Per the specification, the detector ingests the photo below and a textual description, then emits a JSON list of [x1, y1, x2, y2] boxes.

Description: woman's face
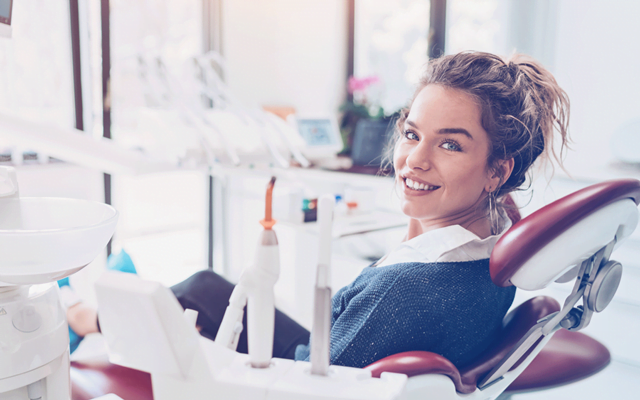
[[394, 84, 497, 224]]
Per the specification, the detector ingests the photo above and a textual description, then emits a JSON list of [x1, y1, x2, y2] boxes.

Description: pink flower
[[348, 76, 380, 94]]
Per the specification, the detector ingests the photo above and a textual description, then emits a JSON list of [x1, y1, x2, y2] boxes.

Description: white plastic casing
[[0, 197, 118, 285], [246, 230, 280, 368], [511, 199, 639, 290], [0, 284, 67, 382]]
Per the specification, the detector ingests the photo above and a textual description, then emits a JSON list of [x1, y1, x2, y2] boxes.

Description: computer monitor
[[295, 116, 343, 160], [0, 0, 12, 39]]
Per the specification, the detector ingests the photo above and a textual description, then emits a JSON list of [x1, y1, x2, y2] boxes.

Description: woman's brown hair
[[388, 51, 570, 199]]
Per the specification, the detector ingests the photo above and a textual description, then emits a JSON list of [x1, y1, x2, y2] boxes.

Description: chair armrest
[[364, 351, 475, 394]]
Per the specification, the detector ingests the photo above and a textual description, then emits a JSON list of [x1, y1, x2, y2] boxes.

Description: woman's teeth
[[404, 178, 439, 191]]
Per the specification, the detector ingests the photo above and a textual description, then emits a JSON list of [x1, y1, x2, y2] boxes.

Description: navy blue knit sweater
[[295, 259, 516, 369]]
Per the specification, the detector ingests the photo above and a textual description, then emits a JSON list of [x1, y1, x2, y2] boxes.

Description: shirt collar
[[377, 210, 513, 266], [405, 210, 513, 262], [401, 224, 482, 262]]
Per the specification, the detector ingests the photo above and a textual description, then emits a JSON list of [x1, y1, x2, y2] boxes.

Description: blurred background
[[1, 1, 640, 398]]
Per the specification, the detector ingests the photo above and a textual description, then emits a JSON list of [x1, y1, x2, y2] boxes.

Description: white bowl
[[0, 198, 118, 285]]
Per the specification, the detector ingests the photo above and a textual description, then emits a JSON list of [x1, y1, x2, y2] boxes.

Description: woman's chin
[[400, 202, 437, 221]]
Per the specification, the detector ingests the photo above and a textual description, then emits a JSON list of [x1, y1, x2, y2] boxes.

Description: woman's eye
[[403, 130, 418, 141], [441, 140, 461, 152]]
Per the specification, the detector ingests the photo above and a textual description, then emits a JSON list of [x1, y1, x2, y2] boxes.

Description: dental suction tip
[[260, 176, 277, 230]]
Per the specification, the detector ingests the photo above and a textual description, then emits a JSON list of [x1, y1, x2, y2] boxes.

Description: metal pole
[[69, 0, 83, 132], [346, 0, 355, 102], [428, 0, 447, 59], [101, 0, 112, 255], [203, 0, 223, 270]]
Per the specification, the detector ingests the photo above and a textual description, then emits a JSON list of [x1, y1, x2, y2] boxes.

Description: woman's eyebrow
[[406, 120, 473, 140], [437, 128, 473, 140]]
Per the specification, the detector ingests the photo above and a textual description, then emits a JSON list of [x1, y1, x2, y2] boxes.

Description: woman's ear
[[486, 158, 515, 192]]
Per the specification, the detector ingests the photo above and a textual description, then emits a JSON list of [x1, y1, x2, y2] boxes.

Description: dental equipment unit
[[84, 178, 639, 400], [0, 166, 118, 400], [94, 179, 407, 400]]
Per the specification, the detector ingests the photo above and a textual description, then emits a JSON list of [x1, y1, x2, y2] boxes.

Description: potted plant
[[339, 76, 397, 168]]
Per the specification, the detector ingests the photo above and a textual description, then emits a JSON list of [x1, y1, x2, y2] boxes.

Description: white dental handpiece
[[311, 194, 335, 376], [247, 228, 279, 368], [215, 284, 248, 350]]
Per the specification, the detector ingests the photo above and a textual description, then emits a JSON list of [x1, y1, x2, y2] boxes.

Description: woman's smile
[[401, 176, 440, 195]]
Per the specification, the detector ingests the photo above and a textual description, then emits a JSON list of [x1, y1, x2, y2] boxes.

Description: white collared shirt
[[375, 212, 512, 267]]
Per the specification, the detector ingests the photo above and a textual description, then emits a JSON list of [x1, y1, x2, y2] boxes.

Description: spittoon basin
[[0, 197, 118, 285]]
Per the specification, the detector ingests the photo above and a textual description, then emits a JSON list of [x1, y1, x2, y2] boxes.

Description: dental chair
[[69, 179, 640, 400]]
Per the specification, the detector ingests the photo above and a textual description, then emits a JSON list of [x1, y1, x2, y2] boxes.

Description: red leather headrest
[[491, 179, 640, 287]]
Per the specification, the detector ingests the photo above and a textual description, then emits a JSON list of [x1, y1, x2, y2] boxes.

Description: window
[[354, 0, 431, 115]]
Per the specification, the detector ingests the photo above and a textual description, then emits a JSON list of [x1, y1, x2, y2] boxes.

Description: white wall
[[553, 0, 640, 177], [448, 0, 640, 180], [222, 0, 348, 116]]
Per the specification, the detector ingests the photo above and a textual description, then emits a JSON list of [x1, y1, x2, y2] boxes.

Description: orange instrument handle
[[259, 176, 277, 230]]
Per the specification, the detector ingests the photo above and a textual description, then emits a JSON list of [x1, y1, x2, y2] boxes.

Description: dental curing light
[[216, 176, 280, 368], [0, 166, 118, 400]]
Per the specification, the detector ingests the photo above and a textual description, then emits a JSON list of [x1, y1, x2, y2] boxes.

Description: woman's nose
[[406, 143, 432, 171]]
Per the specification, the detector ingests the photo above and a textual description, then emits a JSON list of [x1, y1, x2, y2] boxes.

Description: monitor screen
[[297, 119, 338, 147], [0, 0, 12, 25]]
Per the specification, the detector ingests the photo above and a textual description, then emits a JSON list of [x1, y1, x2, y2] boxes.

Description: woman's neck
[[405, 209, 493, 241]]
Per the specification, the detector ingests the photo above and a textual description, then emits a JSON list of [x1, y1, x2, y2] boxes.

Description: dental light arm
[[0, 112, 174, 175], [215, 177, 280, 368]]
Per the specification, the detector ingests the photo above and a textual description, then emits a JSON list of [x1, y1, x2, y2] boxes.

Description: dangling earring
[[488, 190, 499, 235], [489, 191, 498, 235]]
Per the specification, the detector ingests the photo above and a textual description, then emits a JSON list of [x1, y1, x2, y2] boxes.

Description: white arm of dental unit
[[247, 228, 280, 368], [215, 284, 248, 351], [311, 195, 335, 376]]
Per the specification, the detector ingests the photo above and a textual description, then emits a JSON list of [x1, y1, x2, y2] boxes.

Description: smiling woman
[[295, 52, 571, 368]]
